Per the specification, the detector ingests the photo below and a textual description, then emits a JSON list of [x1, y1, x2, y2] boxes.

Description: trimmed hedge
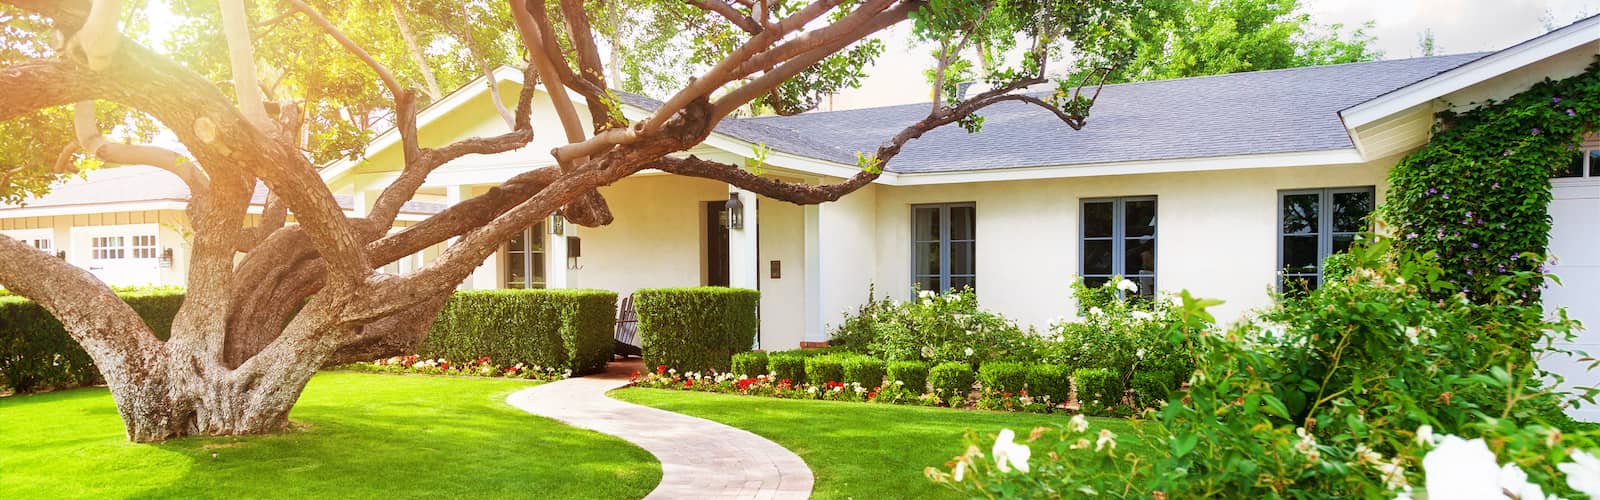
[[635, 287, 759, 373], [1131, 369, 1176, 409], [840, 355, 886, 388], [422, 289, 617, 375], [804, 355, 845, 385], [929, 361, 975, 402], [769, 352, 806, 383], [1026, 364, 1073, 405], [731, 351, 768, 378], [1074, 367, 1122, 414], [978, 361, 1029, 395], [1, 289, 185, 393], [886, 360, 929, 392]]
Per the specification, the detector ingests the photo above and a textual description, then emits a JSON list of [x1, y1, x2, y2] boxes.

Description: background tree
[[0, 0, 1136, 442], [1085, 0, 1381, 84]]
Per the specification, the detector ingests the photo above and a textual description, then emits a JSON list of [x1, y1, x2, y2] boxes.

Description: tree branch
[[509, 0, 588, 146], [688, 0, 761, 35], [367, 128, 535, 228], [559, 0, 622, 132], [655, 155, 879, 204], [219, 0, 272, 130], [283, 0, 418, 163], [71, 101, 211, 193]]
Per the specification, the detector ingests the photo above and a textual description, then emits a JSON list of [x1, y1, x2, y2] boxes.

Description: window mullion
[[940, 206, 951, 291]]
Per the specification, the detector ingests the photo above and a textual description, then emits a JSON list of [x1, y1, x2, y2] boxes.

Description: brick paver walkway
[[507, 360, 813, 499]]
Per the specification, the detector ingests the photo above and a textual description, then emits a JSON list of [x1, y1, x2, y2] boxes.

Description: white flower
[[1422, 435, 1502, 498], [918, 290, 936, 299], [991, 429, 1032, 473], [953, 460, 967, 481], [1559, 449, 1600, 496], [1499, 462, 1548, 500], [1416, 425, 1434, 447], [1068, 414, 1089, 433], [1377, 459, 1408, 491], [963, 347, 974, 357], [1117, 278, 1138, 293], [1088, 306, 1103, 316], [1404, 326, 1421, 345], [1095, 429, 1118, 452], [1130, 311, 1154, 322]]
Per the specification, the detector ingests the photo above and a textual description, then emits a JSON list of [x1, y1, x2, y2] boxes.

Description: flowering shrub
[[830, 288, 1043, 365], [633, 364, 886, 403], [928, 361, 977, 406], [1047, 278, 1193, 409], [928, 237, 1600, 497], [339, 354, 571, 381]]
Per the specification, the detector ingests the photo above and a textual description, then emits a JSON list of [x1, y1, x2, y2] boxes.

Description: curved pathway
[[507, 361, 813, 499]]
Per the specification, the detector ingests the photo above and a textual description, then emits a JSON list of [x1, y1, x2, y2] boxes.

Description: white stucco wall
[[757, 194, 807, 350], [871, 161, 1396, 329], [570, 174, 729, 296]]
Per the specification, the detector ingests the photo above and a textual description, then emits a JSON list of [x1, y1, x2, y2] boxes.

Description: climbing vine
[[1381, 57, 1600, 304]]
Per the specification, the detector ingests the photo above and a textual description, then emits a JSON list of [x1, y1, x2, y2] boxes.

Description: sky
[[829, 0, 1600, 110]]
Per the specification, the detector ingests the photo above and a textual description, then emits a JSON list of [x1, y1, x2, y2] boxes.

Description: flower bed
[[337, 355, 571, 381]]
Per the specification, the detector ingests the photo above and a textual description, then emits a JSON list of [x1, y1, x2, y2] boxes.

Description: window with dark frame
[[1279, 187, 1374, 294], [1553, 147, 1600, 178], [1080, 197, 1157, 298], [912, 203, 975, 293]]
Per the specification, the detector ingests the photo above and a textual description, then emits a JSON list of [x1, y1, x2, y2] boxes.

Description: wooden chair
[[614, 295, 642, 357]]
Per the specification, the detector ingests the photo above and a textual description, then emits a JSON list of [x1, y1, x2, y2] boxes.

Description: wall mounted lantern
[[725, 192, 745, 230], [159, 248, 175, 268], [550, 212, 565, 236]]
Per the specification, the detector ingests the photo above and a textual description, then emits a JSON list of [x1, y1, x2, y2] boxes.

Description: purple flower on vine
[[1492, 182, 1501, 189], [1406, 232, 1418, 239], [1504, 150, 1515, 156], [1533, 128, 1542, 135], [1569, 109, 1578, 117], [1427, 187, 1438, 195], [1553, 97, 1563, 104], [1453, 231, 1461, 237], [1470, 242, 1479, 249], [1467, 270, 1474, 275], [1466, 211, 1474, 218], [1443, 193, 1451, 199]]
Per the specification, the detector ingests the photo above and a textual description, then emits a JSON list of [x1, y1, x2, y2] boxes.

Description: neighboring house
[[0, 167, 444, 287]]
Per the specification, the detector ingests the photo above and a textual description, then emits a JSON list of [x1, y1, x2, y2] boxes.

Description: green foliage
[[768, 352, 807, 383], [1130, 369, 1176, 409], [635, 287, 759, 373], [1085, 0, 1382, 84], [978, 361, 1029, 395], [0, 289, 185, 393], [804, 355, 846, 385], [934, 237, 1600, 497], [730, 351, 768, 379], [830, 287, 1042, 365], [887, 360, 930, 392], [840, 355, 887, 388], [1072, 368, 1124, 416], [421, 289, 617, 375], [1382, 57, 1600, 304], [1048, 278, 1193, 399], [928, 361, 976, 404], [1026, 364, 1073, 406]]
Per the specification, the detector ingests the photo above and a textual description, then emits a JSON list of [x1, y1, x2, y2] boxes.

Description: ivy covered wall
[[1380, 57, 1600, 303]]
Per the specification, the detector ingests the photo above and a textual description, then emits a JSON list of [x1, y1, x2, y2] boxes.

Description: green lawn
[[611, 388, 1150, 500], [0, 372, 660, 499]]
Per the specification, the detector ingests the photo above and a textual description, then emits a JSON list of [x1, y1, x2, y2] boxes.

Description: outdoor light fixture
[[550, 212, 565, 235], [159, 248, 174, 268], [725, 192, 744, 230]]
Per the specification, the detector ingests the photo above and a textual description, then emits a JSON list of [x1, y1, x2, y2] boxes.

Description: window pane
[[1131, 276, 1156, 298], [506, 256, 527, 288], [1282, 193, 1320, 234], [1332, 191, 1373, 233], [528, 223, 545, 252], [949, 206, 975, 241], [1126, 199, 1156, 237], [532, 252, 545, 284], [1083, 276, 1110, 289], [915, 242, 941, 276], [915, 276, 940, 293], [1083, 239, 1113, 275], [508, 230, 526, 252], [1124, 238, 1155, 276], [951, 241, 974, 275], [913, 207, 940, 241], [1282, 235, 1319, 274], [949, 276, 974, 292], [1591, 150, 1600, 177], [1557, 152, 1584, 177], [1083, 202, 1113, 238]]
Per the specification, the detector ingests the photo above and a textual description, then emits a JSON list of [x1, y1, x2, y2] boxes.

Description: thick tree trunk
[[110, 360, 315, 442]]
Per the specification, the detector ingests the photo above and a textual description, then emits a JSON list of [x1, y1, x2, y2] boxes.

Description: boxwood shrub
[[804, 354, 846, 384], [0, 288, 185, 393], [977, 361, 1029, 395], [886, 360, 929, 392], [840, 355, 887, 388], [422, 289, 617, 375], [635, 287, 759, 372], [1026, 364, 1072, 405], [1074, 367, 1123, 415], [769, 352, 806, 383], [929, 361, 976, 402], [731, 351, 768, 379], [1131, 368, 1176, 409]]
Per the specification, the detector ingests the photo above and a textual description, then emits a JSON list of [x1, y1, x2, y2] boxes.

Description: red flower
[[780, 378, 792, 386], [684, 379, 694, 388], [439, 362, 450, 371], [657, 365, 668, 375], [737, 379, 755, 390]]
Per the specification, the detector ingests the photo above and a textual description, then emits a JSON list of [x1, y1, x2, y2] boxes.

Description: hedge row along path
[[508, 360, 813, 499]]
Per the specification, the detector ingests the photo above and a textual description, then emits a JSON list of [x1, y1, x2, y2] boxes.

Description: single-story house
[[6, 15, 1599, 416]]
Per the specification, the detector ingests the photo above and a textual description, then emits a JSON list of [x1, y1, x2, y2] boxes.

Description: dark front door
[[706, 201, 730, 286]]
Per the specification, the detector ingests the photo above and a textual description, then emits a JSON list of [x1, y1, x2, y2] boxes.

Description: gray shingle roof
[[720, 53, 1486, 174], [0, 166, 444, 215]]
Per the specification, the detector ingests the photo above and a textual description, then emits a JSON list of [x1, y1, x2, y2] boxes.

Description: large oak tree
[[0, 0, 1134, 442]]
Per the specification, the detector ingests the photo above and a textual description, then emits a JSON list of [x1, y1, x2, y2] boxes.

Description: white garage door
[[70, 224, 161, 287], [1546, 156, 1600, 421]]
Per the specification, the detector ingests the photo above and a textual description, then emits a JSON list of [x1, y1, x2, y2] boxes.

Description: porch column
[[803, 204, 824, 343], [547, 217, 572, 289], [728, 187, 759, 290]]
